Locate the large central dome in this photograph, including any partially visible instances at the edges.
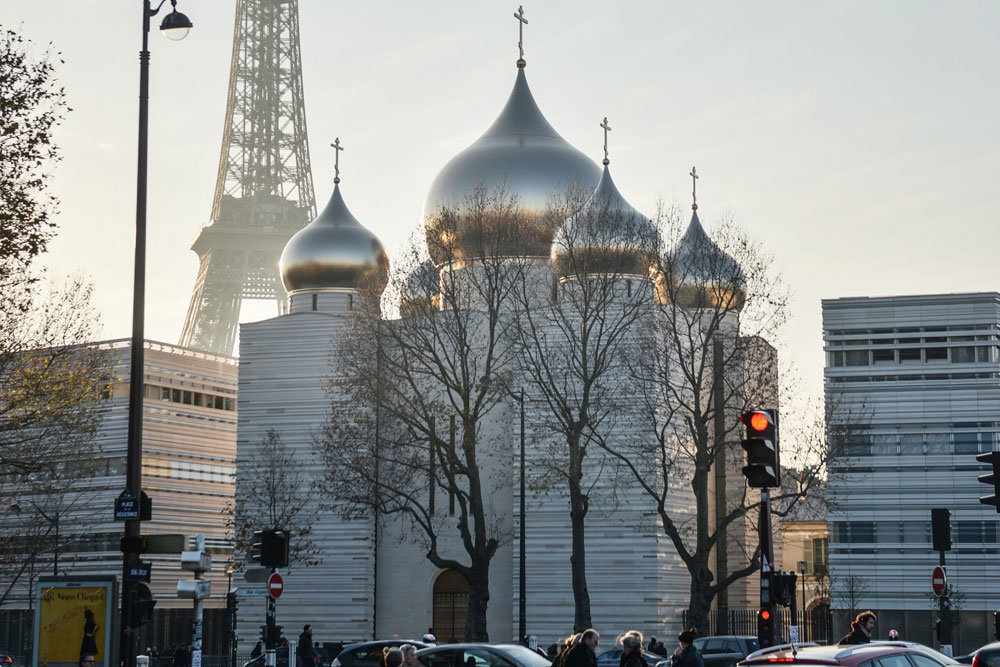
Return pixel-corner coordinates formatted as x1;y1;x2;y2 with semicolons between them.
422;64;601;266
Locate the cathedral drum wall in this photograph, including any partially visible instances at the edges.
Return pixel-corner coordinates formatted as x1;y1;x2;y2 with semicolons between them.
236;314;376;648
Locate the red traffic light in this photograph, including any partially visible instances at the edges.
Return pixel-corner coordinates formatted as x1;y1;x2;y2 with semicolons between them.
760;609;771;620
742;410;773;433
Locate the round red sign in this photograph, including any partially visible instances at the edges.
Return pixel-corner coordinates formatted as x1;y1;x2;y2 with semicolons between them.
932;565;946;596
268;572;284;599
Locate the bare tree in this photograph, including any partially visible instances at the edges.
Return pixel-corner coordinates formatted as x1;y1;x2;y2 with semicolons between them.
233;429;322;569
318;183;529;640
590;205;836;634
832;574;872;625
510;178;661;631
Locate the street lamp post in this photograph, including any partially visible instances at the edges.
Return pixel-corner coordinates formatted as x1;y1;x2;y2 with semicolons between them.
797;560;808;642
121;3;191;667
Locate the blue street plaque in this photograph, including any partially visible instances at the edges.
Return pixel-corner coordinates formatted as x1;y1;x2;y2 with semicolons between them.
115;490;140;520
127;561;152;583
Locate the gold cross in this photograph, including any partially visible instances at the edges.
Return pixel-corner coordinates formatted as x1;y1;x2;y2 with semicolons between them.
690;166;698;209
514;6;528;61
331;138;344;183
600;117;612;165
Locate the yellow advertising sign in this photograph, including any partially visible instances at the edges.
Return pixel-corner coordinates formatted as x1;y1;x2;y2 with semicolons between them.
37;585;108;667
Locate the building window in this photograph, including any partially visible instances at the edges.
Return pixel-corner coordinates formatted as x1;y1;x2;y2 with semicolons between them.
845;350;869;366
952;346;977;363
812;537;828;568
925;347;947;361
899;348;921;362
956;521;983;543
873;349;894;364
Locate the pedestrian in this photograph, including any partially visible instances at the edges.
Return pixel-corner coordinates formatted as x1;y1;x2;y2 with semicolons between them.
80;655;96;667
400;645;418;667
383;648;404;667
173;644;187;667
838;611;876;644
298;625;314;667
618;631;644;667
251;641;263;659
565;629;599;667
547;643;559;661
647;638;657;654
670;629;703;667
652;641;667;658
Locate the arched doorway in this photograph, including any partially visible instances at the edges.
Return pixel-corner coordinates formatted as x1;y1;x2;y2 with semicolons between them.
432;569;469;644
809;600;832;644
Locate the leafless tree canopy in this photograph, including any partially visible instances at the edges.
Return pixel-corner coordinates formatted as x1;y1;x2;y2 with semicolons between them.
234;429;322;569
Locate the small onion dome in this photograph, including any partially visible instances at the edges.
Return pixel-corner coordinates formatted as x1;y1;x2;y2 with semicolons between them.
551;165;659;278
399;258;440;316
422;66;600;266
279;183;389;293
662;209;745;309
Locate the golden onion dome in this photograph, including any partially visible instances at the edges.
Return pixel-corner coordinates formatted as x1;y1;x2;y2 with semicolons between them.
279;183;388;293
422;63;601;266
552;165;659;278
662;208;745;309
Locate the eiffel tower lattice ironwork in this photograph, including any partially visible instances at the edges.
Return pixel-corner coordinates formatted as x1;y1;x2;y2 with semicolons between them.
179;0;316;355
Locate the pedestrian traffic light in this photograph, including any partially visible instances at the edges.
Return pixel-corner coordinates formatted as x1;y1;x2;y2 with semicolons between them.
741;409;780;488
131;582;156;627
931;508;952;551
250;531;263;564
261;529;290;568
758;607;775;648
977;452;1000;513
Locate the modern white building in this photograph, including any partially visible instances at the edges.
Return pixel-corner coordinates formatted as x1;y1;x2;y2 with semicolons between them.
235;36;775;651
823;293;1000;653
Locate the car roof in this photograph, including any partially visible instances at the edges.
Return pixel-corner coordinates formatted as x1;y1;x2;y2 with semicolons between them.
344;640;428;650
742;642;959;666
975;643;1000;653
418;644;523;651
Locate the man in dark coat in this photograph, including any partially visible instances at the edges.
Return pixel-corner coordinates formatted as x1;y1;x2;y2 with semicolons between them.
298;626;314;667
838;611;877;644
564;630;599;667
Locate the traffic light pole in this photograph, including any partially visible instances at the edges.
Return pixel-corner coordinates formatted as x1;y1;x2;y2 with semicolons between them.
938;549;952;656
758;488;777;648
265;591;277;667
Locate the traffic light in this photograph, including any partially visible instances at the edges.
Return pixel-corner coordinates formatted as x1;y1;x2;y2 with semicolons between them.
977;452;1000;513
935;619;943;644
250;530;263;564
994;610;1000;641
758;607;775;648
741;409;780;488
931;508;952;551
132;582;156;627
261;624;283;647
772;571;797;607
261;530;290;568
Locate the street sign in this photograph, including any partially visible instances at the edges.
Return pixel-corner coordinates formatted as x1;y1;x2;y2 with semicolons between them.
126;561;152;583
267;572;284;599
234;586;269;598
177;580;212;600
244;567;270;583
115;490;139;520
933;565;947;596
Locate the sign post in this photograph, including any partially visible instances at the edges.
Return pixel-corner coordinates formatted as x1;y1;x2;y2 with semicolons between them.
932;566;947;597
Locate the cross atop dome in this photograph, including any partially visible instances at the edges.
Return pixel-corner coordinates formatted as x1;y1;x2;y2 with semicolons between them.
514;5;528;67
332;138;344;184
600;117;611;166
690;165;698;210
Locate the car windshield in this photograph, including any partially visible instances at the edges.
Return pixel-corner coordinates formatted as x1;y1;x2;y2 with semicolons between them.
500;646;553;667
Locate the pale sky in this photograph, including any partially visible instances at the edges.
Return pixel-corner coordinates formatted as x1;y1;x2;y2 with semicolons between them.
7;1;1000;434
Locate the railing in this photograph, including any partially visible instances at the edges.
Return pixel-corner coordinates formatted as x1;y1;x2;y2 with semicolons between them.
681;608;833;644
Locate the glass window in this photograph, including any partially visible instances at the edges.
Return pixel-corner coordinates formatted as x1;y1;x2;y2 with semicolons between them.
873;349;894;363
907;654;947;667
986;522;998;544
172;388;181;402
899;348;921;362
702;639;725;654
846;350;870;366
978;347;994;362
925;347;947;361
464;649;513;667
851;522;875;543
952;347;977;363
829;351;844;367
877;655;913;667
722;641;742;654
876;522;902;543
977;651;1000;667
902;522;927;543
957;521;982;543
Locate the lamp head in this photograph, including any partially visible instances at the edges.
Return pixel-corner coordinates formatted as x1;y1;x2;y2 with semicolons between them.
160;2;192;41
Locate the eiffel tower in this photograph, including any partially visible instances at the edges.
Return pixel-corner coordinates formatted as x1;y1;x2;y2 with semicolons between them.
180;0;316;355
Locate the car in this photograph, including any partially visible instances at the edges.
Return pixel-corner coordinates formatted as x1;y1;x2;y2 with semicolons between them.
963;640;1000;667
0;655;15;667
738;641;960;667
595;648;667;667
334;640;430;667
416;643;554;667
694;636;760;667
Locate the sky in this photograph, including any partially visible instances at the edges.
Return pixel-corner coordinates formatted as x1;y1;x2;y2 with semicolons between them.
7;1;1000;434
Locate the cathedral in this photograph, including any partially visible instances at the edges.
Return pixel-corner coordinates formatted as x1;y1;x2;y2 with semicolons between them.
235;21;772;650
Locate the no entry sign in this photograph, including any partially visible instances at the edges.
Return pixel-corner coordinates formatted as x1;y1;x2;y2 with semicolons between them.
932;566;947;596
268;572;284;599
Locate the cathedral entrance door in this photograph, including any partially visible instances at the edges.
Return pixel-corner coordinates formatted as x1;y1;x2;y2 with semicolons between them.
432;569;469;643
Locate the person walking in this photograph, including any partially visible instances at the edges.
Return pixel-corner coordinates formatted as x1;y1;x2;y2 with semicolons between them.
670;629;703;667
838;612;876;645
618;631;644;667
298;626;314;667
565;629;599;667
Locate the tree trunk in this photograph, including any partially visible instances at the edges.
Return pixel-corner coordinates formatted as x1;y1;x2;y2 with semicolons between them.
465;562;491;641
569;479;591;632
686;566;714;636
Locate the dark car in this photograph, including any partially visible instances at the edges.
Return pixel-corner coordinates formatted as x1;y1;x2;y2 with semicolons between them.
333;640;430;667
693;636;760;667
964;640;1000;667
596;648;667;667
416;643;553;667
739;641;960;667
